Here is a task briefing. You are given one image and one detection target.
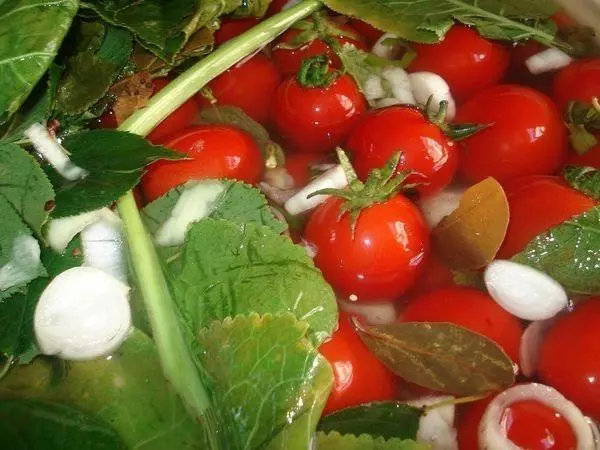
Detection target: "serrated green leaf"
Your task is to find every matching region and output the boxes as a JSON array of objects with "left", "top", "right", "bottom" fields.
[
  {"left": 564, "top": 165, "right": 600, "bottom": 201},
  {"left": 316, "top": 431, "right": 429, "bottom": 450},
  {"left": 513, "top": 205, "right": 600, "bottom": 295},
  {"left": 174, "top": 218, "right": 337, "bottom": 346},
  {"left": 196, "top": 313, "right": 333, "bottom": 450}
]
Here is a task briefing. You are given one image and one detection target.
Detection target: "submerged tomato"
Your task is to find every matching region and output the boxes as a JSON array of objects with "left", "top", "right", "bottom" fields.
[
  {"left": 347, "top": 18, "right": 383, "bottom": 46},
  {"left": 409, "top": 25, "right": 509, "bottom": 102},
  {"left": 456, "top": 85, "right": 566, "bottom": 184},
  {"left": 538, "top": 298, "right": 600, "bottom": 420},
  {"left": 140, "top": 125, "right": 263, "bottom": 202},
  {"left": 400, "top": 287, "right": 523, "bottom": 362},
  {"left": 303, "top": 195, "right": 429, "bottom": 302},
  {"left": 552, "top": 58, "right": 600, "bottom": 112},
  {"left": 319, "top": 311, "right": 398, "bottom": 414},
  {"left": 214, "top": 18, "right": 259, "bottom": 45},
  {"left": 284, "top": 152, "right": 330, "bottom": 187},
  {"left": 347, "top": 106, "right": 458, "bottom": 197},
  {"left": 567, "top": 140, "right": 600, "bottom": 168}
]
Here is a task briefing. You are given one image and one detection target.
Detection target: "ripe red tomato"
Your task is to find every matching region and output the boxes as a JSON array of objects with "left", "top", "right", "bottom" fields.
[
  {"left": 147, "top": 78, "right": 198, "bottom": 144},
  {"left": 497, "top": 176, "right": 596, "bottom": 258},
  {"left": 409, "top": 25, "right": 509, "bottom": 103},
  {"left": 567, "top": 140, "right": 600, "bottom": 168},
  {"left": 197, "top": 53, "right": 281, "bottom": 125},
  {"left": 140, "top": 124, "right": 264, "bottom": 202},
  {"left": 506, "top": 40, "right": 554, "bottom": 94},
  {"left": 346, "top": 19, "right": 383, "bottom": 46},
  {"left": 319, "top": 311, "right": 398, "bottom": 414},
  {"left": 400, "top": 287, "right": 523, "bottom": 362},
  {"left": 538, "top": 298, "right": 600, "bottom": 420},
  {"left": 552, "top": 58, "right": 600, "bottom": 112},
  {"left": 303, "top": 194, "right": 429, "bottom": 302},
  {"left": 271, "top": 72, "right": 366, "bottom": 154},
  {"left": 271, "top": 25, "right": 367, "bottom": 77},
  {"left": 284, "top": 152, "right": 330, "bottom": 187},
  {"left": 266, "top": 0, "right": 289, "bottom": 16},
  {"left": 456, "top": 85, "right": 567, "bottom": 185},
  {"left": 346, "top": 106, "right": 458, "bottom": 197},
  {"left": 214, "top": 18, "right": 259, "bottom": 45},
  {"left": 402, "top": 255, "right": 455, "bottom": 301}
]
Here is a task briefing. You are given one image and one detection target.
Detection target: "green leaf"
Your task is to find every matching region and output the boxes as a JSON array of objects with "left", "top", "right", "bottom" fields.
[
  {"left": 318, "top": 402, "right": 422, "bottom": 441},
  {"left": 0, "top": 329, "right": 207, "bottom": 449},
  {"left": 0, "top": 143, "right": 54, "bottom": 233},
  {"left": 0, "top": 0, "right": 79, "bottom": 121},
  {"left": 0, "top": 399, "right": 127, "bottom": 449},
  {"left": 174, "top": 218, "right": 337, "bottom": 346},
  {"left": 564, "top": 165, "right": 600, "bottom": 201},
  {"left": 196, "top": 313, "right": 333, "bottom": 450},
  {"left": 322, "top": 0, "right": 559, "bottom": 46},
  {"left": 316, "top": 431, "right": 429, "bottom": 450},
  {"left": 513, "top": 205, "right": 600, "bottom": 295}
]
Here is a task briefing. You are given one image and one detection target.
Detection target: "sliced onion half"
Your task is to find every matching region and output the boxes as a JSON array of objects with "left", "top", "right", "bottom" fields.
[
  {"left": 479, "top": 383, "right": 595, "bottom": 450},
  {"left": 519, "top": 319, "right": 557, "bottom": 378}
]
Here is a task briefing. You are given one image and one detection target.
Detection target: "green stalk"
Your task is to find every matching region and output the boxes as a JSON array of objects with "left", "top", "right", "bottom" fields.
[{"left": 116, "top": 1, "right": 322, "bottom": 448}]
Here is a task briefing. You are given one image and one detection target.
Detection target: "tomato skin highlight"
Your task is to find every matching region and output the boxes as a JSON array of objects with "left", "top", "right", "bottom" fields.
[
  {"left": 319, "top": 311, "right": 399, "bottom": 414},
  {"left": 456, "top": 85, "right": 567, "bottom": 185},
  {"left": 409, "top": 25, "right": 510, "bottom": 103},
  {"left": 140, "top": 124, "right": 264, "bottom": 202},
  {"left": 303, "top": 195, "right": 430, "bottom": 303},
  {"left": 271, "top": 73, "right": 367, "bottom": 154},
  {"left": 538, "top": 298, "right": 600, "bottom": 421},
  {"left": 347, "top": 106, "right": 458, "bottom": 197},
  {"left": 552, "top": 58, "right": 600, "bottom": 112},
  {"left": 497, "top": 176, "right": 596, "bottom": 258},
  {"left": 214, "top": 18, "right": 260, "bottom": 45},
  {"left": 400, "top": 287, "right": 523, "bottom": 363}
]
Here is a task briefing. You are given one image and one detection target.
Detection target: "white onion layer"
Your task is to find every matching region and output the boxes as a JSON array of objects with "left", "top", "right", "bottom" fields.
[
  {"left": 408, "top": 72, "right": 456, "bottom": 120},
  {"left": 284, "top": 165, "right": 347, "bottom": 215},
  {"left": 519, "top": 319, "right": 556, "bottom": 378},
  {"left": 381, "top": 67, "right": 416, "bottom": 105},
  {"left": 371, "top": 33, "right": 401, "bottom": 59},
  {"left": 46, "top": 208, "right": 113, "bottom": 253},
  {"left": 525, "top": 48, "right": 573, "bottom": 74},
  {"left": 0, "top": 235, "right": 43, "bottom": 291},
  {"left": 81, "top": 211, "right": 126, "bottom": 282},
  {"left": 407, "top": 396, "right": 458, "bottom": 450},
  {"left": 337, "top": 299, "right": 397, "bottom": 325},
  {"left": 418, "top": 186, "right": 466, "bottom": 229}
]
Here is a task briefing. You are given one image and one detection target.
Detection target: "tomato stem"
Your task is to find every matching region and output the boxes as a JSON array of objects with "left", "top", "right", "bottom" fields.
[{"left": 297, "top": 54, "right": 337, "bottom": 87}]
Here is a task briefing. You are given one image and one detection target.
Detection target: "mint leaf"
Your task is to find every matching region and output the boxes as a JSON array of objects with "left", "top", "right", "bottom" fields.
[
  {"left": 318, "top": 402, "right": 422, "bottom": 441},
  {"left": 196, "top": 313, "right": 333, "bottom": 450},
  {"left": 175, "top": 219, "right": 337, "bottom": 346},
  {"left": 0, "top": 399, "right": 127, "bottom": 449},
  {"left": 323, "top": 0, "right": 559, "bottom": 45},
  {"left": 316, "top": 431, "right": 428, "bottom": 450},
  {"left": 564, "top": 165, "right": 600, "bottom": 201},
  {"left": 513, "top": 205, "right": 600, "bottom": 295},
  {"left": 0, "top": 143, "right": 54, "bottom": 234}
]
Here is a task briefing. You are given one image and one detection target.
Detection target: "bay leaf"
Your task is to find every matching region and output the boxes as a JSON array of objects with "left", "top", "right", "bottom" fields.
[
  {"left": 356, "top": 321, "right": 515, "bottom": 396},
  {"left": 109, "top": 71, "right": 154, "bottom": 124},
  {"left": 433, "top": 177, "right": 509, "bottom": 270}
]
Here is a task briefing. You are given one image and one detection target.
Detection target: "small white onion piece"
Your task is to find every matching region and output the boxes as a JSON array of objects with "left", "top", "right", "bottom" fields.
[
  {"left": 34, "top": 266, "right": 132, "bottom": 360},
  {"left": 0, "top": 235, "right": 43, "bottom": 291},
  {"left": 364, "top": 74, "right": 387, "bottom": 102},
  {"left": 479, "top": 383, "right": 595, "bottom": 450},
  {"left": 372, "top": 33, "right": 401, "bottom": 59},
  {"left": 81, "top": 211, "right": 126, "bottom": 281},
  {"left": 407, "top": 396, "right": 458, "bottom": 450},
  {"left": 284, "top": 165, "right": 347, "bottom": 215},
  {"left": 485, "top": 260, "right": 568, "bottom": 321},
  {"left": 525, "top": 48, "right": 573, "bottom": 74},
  {"left": 46, "top": 208, "right": 113, "bottom": 253},
  {"left": 338, "top": 299, "right": 397, "bottom": 325},
  {"left": 25, "top": 123, "right": 87, "bottom": 181},
  {"left": 408, "top": 72, "right": 456, "bottom": 120},
  {"left": 418, "top": 186, "right": 466, "bottom": 229},
  {"left": 519, "top": 319, "right": 556, "bottom": 378},
  {"left": 381, "top": 67, "right": 416, "bottom": 105}
]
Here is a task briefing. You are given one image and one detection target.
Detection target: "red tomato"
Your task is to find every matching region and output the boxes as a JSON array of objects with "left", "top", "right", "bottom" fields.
[
  {"left": 272, "top": 25, "right": 368, "bottom": 77},
  {"left": 538, "top": 298, "right": 600, "bottom": 420},
  {"left": 506, "top": 40, "right": 554, "bottom": 94},
  {"left": 497, "top": 176, "right": 596, "bottom": 258},
  {"left": 266, "top": 0, "right": 289, "bottom": 16},
  {"left": 271, "top": 73, "right": 366, "bottom": 154},
  {"left": 197, "top": 53, "right": 281, "bottom": 125},
  {"left": 409, "top": 25, "right": 509, "bottom": 102},
  {"left": 456, "top": 85, "right": 567, "bottom": 185},
  {"left": 140, "top": 125, "right": 263, "bottom": 202},
  {"left": 214, "top": 18, "right": 259, "bottom": 45},
  {"left": 567, "top": 140, "right": 600, "bottom": 168},
  {"left": 457, "top": 396, "right": 577, "bottom": 450},
  {"left": 284, "top": 152, "right": 329, "bottom": 187},
  {"left": 303, "top": 195, "right": 429, "bottom": 302},
  {"left": 147, "top": 78, "right": 198, "bottom": 144},
  {"left": 346, "top": 106, "right": 458, "bottom": 197},
  {"left": 400, "top": 287, "right": 523, "bottom": 362},
  {"left": 403, "top": 255, "right": 455, "bottom": 301},
  {"left": 346, "top": 19, "right": 383, "bottom": 46},
  {"left": 552, "top": 58, "right": 600, "bottom": 112},
  {"left": 319, "top": 311, "right": 398, "bottom": 414}
]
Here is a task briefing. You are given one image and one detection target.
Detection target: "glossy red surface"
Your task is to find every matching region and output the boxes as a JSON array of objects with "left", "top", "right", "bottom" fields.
[
  {"left": 214, "top": 18, "right": 260, "bottom": 45},
  {"left": 552, "top": 58, "right": 600, "bottom": 112}
]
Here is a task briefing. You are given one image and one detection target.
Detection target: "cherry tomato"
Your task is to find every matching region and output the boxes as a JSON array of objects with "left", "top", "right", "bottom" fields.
[
  {"left": 319, "top": 311, "right": 398, "bottom": 414},
  {"left": 497, "top": 176, "right": 596, "bottom": 258},
  {"left": 456, "top": 85, "right": 567, "bottom": 185},
  {"left": 409, "top": 25, "right": 509, "bottom": 103},
  {"left": 402, "top": 255, "right": 455, "bottom": 301},
  {"left": 266, "top": 0, "right": 289, "bottom": 16},
  {"left": 197, "top": 53, "right": 281, "bottom": 125},
  {"left": 538, "top": 298, "right": 600, "bottom": 420},
  {"left": 140, "top": 124, "right": 263, "bottom": 202},
  {"left": 271, "top": 72, "right": 366, "bottom": 154},
  {"left": 506, "top": 40, "right": 554, "bottom": 94},
  {"left": 346, "top": 19, "right": 383, "bottom": 46},
  {"left": 303, "top": 194, "right": 429, "bottom": 302},
  {"left": 92, "top": 108, "right": 118, "bottom": 129},
  {"left": 147, "top": 78, "right": 198, "bottom": 144},
  {"left": 400, "top": 287, "right": 523, "bottom": 362},
  {"left": 346, "top": 106, "right": 458, "bottom": 197},
  {"left": 272, "top": 25, "right": 368, "bottom": 78},
  {"left": 214, "top": 18, "right": 259, "bottom": 45},
  {"left": 284, "top": 152, "right": 330, "bottom": 187},
  {"left": 552, "top": 58, "right": 600, "bottom": 112},
  {"left": 567, "top": 139, "right": 600, "bottom": 168}
]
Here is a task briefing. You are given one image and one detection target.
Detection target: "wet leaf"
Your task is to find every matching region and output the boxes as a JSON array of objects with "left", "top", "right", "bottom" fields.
[
  {"left": 109, "top": 71, "right": 154, "bottom": 124},
  {"left": 316, "top": 431, "right": 427, "bottom": 450},
  {"left": 433, "top": 177, "right": 509, "bottom": 270},
  {"left": 356, "top": 321, "right": 515, "bottom": 396},
  {"left": 564, "top": 165, "right": 600, "bottom": 201}
]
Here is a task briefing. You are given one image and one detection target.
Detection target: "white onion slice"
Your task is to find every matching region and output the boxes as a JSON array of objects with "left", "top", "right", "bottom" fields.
[
  {"left": 46, "top": 208, "right": 113, "bottom": 253},
  {"left": 337, "top": 299, "right": 397, "bottom": 325},
  {"left": 0, "top": 235, "right": 43, "bottom": 291},
  {"left": 519, "top": 319, "right": 556, "bottom": 378},
  {"left": 407, "top": 396, "right": 458, "bottom": 450},
  {"left": 81, "top": 211, "right": 126, "bottom": 281},
  {"left": 418, "top": 186, "right": 466, "bottom": 229},
  {"left": 364, "top": 74, "right": 387, "bottom": 101},
  {"left": 381, "top": 67, "right": 416, "bottom": 105},
  {"left": 284, "top": 165, "right": 347, "bottom": 215},
  {"left": 372, "top": 33, "right": 402, "bottom": 59},
  {"left": 408, "top": 72, "right": 456, "bottom": 120},
  {"left": 479, "top": 383, "right": 595, "bottom": 450},
  {"left": 525, "top": 48, "right": 573, "bottom": 74}
]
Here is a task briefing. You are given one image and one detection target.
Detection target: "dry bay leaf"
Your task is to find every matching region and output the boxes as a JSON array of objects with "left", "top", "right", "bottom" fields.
[
  {"left": 433, "top": 177, "right": 509, "bottom": 270},
  {"left": 109, "top": 71, "right": 154, "bottom": 124},
  {"left": 356, "top": 321, "right": 515, "bottom": 396}
]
